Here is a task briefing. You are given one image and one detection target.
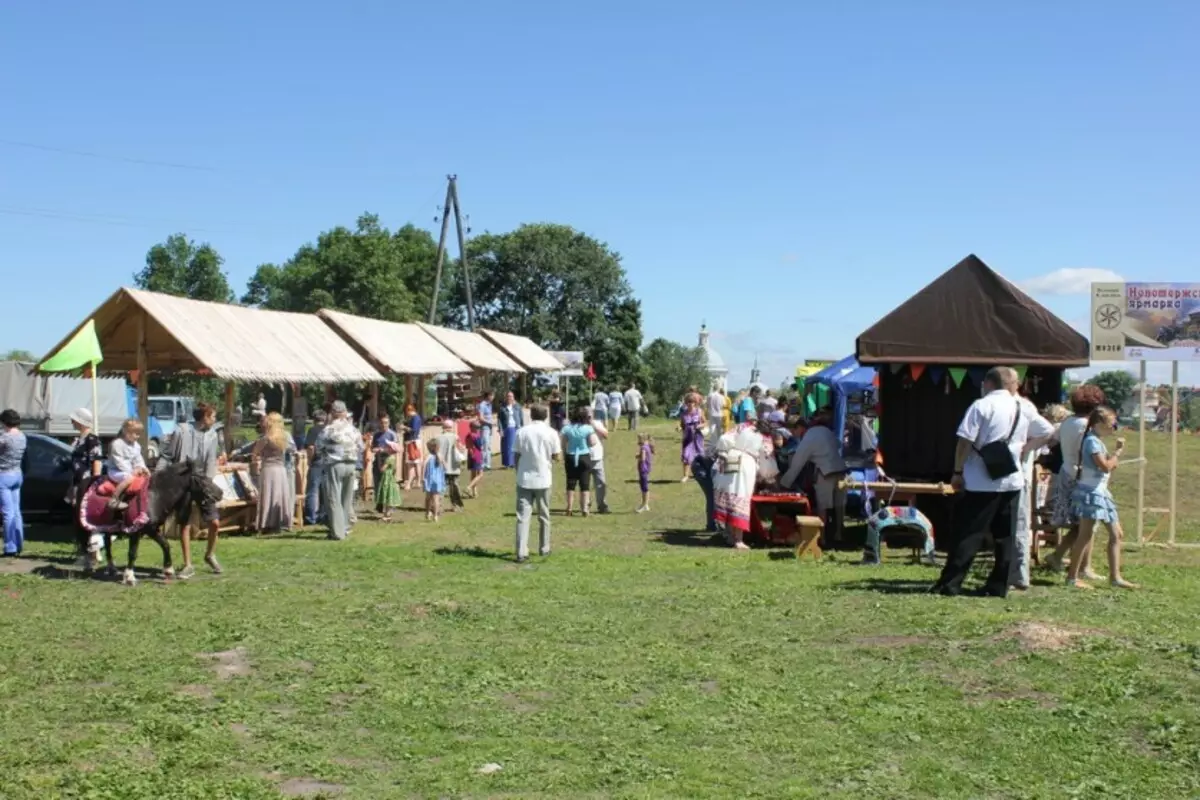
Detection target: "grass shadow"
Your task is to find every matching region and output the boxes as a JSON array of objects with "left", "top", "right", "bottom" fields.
[
  {"left": 433, "top": 545, "right": 509, "bottom": 560},
  {"left": 655, "top": 529, "right": 728, "bottom": 548},
  {"left": 834, "top": 578, "right": 938, "bottom": 595},
  {"left": 625, "top": 479, "right": 682, "bottom": 486}
]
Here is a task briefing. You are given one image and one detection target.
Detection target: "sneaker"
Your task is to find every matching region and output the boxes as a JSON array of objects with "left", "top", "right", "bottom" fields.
[
  {"left": 205, "top": 555, "right": 223, "bottom": 575},
  {"left": 178, "top": 565, "right": 196, "bottom": 580},
  {"left": 636, "top": 505, "right": 648, "bottom": 514}
]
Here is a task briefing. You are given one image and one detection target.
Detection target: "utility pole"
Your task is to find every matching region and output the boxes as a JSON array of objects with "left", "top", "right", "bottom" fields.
[{"left": 428, "top": 174, "right": 475, "bottom": 329}]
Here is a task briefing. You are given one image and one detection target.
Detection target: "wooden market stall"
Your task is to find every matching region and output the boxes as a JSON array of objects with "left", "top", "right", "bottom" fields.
[
  {"left": 37, "top": 288, "right": 385, "bottom": 530},
  {"left": 850, "top": 254, "right": 1090, "bottom": 544}
]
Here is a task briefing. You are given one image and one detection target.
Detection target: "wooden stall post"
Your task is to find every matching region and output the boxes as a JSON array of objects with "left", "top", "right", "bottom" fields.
[
  {"left": 224, "top": 381, "right": 235, "bottom": 454},
  {"left": 1137, "top": 361, "right": 1147, "bottom": 544},
  {"left": 324, "top": 384, "right": 336, "bottom": 405},
  {"left": 1169, "top": 361, "right": 1179, "bottom": 545},
  {"left": 368, "top": 382, "right": 380, "bottom": 422},
  {"left": 136, "top": 311, "right": 149, "bottom": 460},
  {"left": 417, "top": 376, "right": 427, "bottom": 418}
]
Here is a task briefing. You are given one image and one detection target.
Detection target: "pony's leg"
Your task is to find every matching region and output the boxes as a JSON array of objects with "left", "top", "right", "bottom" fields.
[
  {"left": 122, "top": 532, "right": 140, "bottom": 586},
  {"left": 103, "top": 534, "right": 117, "bottom": 578},
  {"left": 146, "top": 525, "right": 175, "bottom": 579}
]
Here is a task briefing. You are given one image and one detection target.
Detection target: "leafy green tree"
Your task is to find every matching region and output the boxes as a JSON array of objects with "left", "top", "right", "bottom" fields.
[
  {"left": 457, "top": 224, "right": 643, "bottom": 384},
  {"left": 1088, "top": 370, "right": 1137, "bottom": 413},
  {"left": 2, "top": 349, "right": 35, "bottom": 362},
  {"left": 639, "top": 338, "right": 709, "bottom": 415},
  {"left": 240, "top": 215, "right": 440, "bottom": 322},
  {"left": 135, "top": 233, "right": 234, "bottom": 302}
]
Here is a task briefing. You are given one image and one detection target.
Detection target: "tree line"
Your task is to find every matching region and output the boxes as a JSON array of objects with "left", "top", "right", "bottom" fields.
[{"left": 129, "top": 216, "right": 708, "bottom": 415}]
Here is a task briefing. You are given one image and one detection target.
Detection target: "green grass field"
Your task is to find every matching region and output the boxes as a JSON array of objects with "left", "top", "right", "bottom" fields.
[{"left": 2, "top": 421, "right": 1199, "bottom": 799}]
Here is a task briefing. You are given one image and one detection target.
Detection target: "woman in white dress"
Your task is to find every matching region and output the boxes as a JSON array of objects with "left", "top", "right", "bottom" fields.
[{"left": 712, "top": 420, "right": 774, "bottom": 551}]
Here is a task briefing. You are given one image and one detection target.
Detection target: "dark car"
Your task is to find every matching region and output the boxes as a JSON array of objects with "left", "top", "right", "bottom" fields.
[{"left": 20, "top": 432, "right": 75, "bottom": 518}]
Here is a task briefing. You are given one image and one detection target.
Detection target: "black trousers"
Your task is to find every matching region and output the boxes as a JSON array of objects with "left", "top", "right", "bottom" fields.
[
  {"left": 934, "top": 490, "right": 1020, "bottom": 597},
  {"left": 446, "top": 474, "right": 464, "bottom": 509}
]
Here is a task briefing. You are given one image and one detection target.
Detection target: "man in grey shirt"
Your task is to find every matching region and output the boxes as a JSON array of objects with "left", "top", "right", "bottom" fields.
[
  {"left": 156, "top": 403, "right": 223, "bottom": 579},
  {"left": 434, "top": 419, "right": 465, "bottom": 512}
]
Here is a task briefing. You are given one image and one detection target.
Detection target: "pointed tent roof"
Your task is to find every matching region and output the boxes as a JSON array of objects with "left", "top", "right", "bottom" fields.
[{"left": 856, "top": 254, "right": 1089, "bottom": 367}]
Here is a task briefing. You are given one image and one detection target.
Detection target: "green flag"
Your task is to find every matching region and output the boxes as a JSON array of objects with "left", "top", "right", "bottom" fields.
[
  {"left": 1014, "top": 365, "right": 1028, "bottom": 381},
  {"left": 39, "top": 319, "right": 103, "bottom": 372},
  {"left": 948, "top": 367, "right": 967, "bottom": 388}
]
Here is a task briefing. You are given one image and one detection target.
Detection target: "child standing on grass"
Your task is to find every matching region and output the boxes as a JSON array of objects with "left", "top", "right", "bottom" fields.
[
  {"left": 466, "top": 421, "right": 485, "bottom": 499},
  {"left": 1065, "top": 406, "right": 1137, "bottom": 590},
  {"left": 423, "top": 438, "right": 446, "bottom": 522},
  {"left": 375, "top": 442, "right": 402, "bottom": 522},
  {"left": 636, "top": 433, "right": 655, "bottom": 513}
]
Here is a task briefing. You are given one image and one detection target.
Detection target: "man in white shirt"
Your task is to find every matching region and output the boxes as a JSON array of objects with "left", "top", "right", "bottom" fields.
[
  {"left": 513, "top": 404, "right": 562, "bottom": 562},
  {"left": 623, "top": 383, "right": 644, "bottom": 430},
  {"left": 706, "top": 385, "right": 726, "bottom": 435},
  {"left": 586, "top": 410, "right": 611, "bottom": 513},
  {"left": 778, "top": 406, "right": 847, "bottom": 521},
  {"left": 434, "top": 419, "right": 465, "bottom": 512},
  {"left": 933, "top": 367, "right": 1056, "bottom": 598}
]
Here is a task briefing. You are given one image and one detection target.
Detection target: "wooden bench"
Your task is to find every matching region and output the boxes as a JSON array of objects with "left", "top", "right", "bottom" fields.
[{"left": 794, "top": 515, "right": 825, "bottom": 561}]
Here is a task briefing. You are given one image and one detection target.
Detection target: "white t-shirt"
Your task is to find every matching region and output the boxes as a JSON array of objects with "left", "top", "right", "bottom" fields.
[
  {"left": 957, "top": 391, "right": 1055, "bottom": 493},
  {"left": 706, "top": 391, "right": 725, "bottom": 419},
  {"left": 624, "top": 388, "right": 643, "bottom": 413},
  {"left": 515, "top": 421, "right": 562, "bottom": 490},
  {"left": 1057, "top": 416, "right": 1088, "bottom": 477},
  {"left": 590, "top": 420, "right": 608, "bottom": 462}
]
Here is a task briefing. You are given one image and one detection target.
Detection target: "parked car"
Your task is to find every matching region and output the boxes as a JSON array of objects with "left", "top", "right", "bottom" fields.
[{"left": 20, "top": 433, "right": 75, "bottom": 518}]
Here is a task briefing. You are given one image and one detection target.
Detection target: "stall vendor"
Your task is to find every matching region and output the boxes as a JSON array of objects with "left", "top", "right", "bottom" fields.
[{"left": 777, "top": 406, "right": 846, "bottom": 520}]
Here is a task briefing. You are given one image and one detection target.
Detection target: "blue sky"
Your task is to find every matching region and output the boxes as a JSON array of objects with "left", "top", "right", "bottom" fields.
[{"left": 3, "top": 2, "right": 1198, "bottom": 386}]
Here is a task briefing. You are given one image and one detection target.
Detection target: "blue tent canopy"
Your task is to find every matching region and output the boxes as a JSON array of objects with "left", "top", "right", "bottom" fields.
[{"left": 803, "top": 355, "right": 877, "bottom": 454}]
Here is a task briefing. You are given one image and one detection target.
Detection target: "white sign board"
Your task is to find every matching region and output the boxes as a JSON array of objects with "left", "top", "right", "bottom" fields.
[
  {"left": 544, "top": 350, "right": 584, "bottom": 378},
  {"left": 1090, "top": 282, "right": 1200, "bottom": 361}
]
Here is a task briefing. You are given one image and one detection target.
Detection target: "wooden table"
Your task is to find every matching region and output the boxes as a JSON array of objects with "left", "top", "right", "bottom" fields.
[
  {"left": 749, "top": 492, "right": 812, "bottom": 545},
  {"left": 831, "top": 479, "right": 958, "bottom": 540}
]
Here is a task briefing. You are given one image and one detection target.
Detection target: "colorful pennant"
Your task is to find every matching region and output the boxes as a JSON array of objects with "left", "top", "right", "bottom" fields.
[
  {"left": 948, "top": 367, "right": 967, "bottom": 388},
  {"left": 889, "top": 363, "right": 903, "bottom": 374},
  {"left": 909, "top": 364, "right": 926, "bottom": 381},
  {"left": 928, "top": 366, "right": 945, "bottom": 385},
  {"left": 968, "top": 367, "right": 987, "bottom": 386},
  {"left": 1014, "top": 365, "right": 1028, "bottom": 381}
]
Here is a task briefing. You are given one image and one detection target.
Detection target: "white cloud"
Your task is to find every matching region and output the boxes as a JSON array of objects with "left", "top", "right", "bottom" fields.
[{"left": 1020, "top": 267, "right": 1125, "bottom": 296}]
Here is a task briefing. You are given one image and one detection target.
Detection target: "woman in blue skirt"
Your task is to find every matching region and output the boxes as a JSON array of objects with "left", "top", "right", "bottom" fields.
[{"left": 1065, "top": 407, "right": 1137, "bottom": 590}]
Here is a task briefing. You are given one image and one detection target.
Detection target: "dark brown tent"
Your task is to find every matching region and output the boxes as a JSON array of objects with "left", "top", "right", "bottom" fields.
[
  {"left": 856, "top": 254, "right": 1089, "bottom": 367},
  {"left": 853, "top": 256, "right": 1089, "bottom": 544}
]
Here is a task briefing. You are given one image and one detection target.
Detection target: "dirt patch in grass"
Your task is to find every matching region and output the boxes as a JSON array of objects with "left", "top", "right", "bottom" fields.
[
  {"left": 198, "top": 647, "right": 253, "bottom": 680},
  {"left": 698, "top": 680, "right": 721, "bottom": 694},
  {"left": 229, "top": 722, "right": 251, "bottom": 738},
  {"left": 998, "top": 621, "right": 1097, "bottom": 652},
  {"left": 854, "top": 634, "right": 933, "bottom": 648},
  {"left": 620, "top": 690, "right": 656, "bottom": 708},
  {"left": 278, "top": 777, "right": 346, "bottom": 797},
  {"left": 500, "top": 690, "right": 553, "bottom": 713},
  {"left": 177, "top": 684, "right": 215, "bottom": 701}
]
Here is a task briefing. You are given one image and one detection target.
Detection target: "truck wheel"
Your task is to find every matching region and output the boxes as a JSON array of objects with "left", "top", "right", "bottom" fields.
[{"left": 148, "top": 438, "right": 161, "bottom": 464}]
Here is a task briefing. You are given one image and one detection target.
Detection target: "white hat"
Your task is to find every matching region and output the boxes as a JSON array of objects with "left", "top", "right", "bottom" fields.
[{"left": 69, "top": 408, "right": 94, "bottom": 427}]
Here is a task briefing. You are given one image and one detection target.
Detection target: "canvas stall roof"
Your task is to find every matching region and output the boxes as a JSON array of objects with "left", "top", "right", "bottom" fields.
[
  {"left": 856, "top": 254, "right": 1089, "bottom": 367},
  {"left": 479, "top": 329, "right": 563, "bottom": 372},
  {"left": 318, "top": 309, "right": 471, "bottom": 375},
  {"left": 417, "top": 323, "right": 525, "bottom": 372},
  {"left": 804, "top": 355, "right": 876, "bottom": 393},
  {"left": 38, "top": 288, "right": 384, "bottom": 383}
]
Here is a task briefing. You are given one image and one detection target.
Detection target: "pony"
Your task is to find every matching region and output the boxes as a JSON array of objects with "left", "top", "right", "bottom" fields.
[{"left": 77, "top": 461, "right": 222, "bottom": 586}]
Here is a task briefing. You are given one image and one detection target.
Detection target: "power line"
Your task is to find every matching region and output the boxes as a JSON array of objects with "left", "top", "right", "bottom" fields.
[
  {"left": 0, "top": 138, "right": 218, "bottom": 172},
  {"left": 0, "top": 206, "right": 228, "bottom": 232}
]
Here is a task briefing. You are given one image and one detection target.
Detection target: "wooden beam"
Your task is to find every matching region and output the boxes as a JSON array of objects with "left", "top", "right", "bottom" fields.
[
  {"left": 368, "top": 382, "right": 380, "bottom": 421},
  {"left": 416, "top": 376, "right": 427, "bottom": 418},
  {"left": 136, "top": 312, "right": 149, "bottom": 460},
  {"left": 224, "top": 381, "right": 235, "bottom": 454}
]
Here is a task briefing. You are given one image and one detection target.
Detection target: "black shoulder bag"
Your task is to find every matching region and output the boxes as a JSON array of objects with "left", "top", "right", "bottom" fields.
[{"left": 974, "top": 399, "right": 1021, "bottom": 480}]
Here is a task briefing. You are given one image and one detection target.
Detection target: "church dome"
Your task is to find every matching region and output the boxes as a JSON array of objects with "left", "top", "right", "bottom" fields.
[{"left": 698, "top": 324, "right": 728, "bottom": 376}]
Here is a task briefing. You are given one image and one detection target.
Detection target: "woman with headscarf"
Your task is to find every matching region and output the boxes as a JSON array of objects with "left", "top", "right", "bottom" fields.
[
  {"left": 316, "top": 401, "right": 364, "bottom": 541},
  {"left": 712, "top": 419, "right": 774, "bottom": 551},
  {"left": 679, "top": 394, "right": 707, "bottom": 482},
  {"left": 0, "top": 409, "right": 27, "bottom": 557},
  {"left": 67, "top": 408, "right": 104, "bottom": 563},
  {"left": 254, "top": 411, "right": 296, "bottom": 532}
]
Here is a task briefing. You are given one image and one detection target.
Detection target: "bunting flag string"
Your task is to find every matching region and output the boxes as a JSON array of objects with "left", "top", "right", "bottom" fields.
[
  {"left": 948, "top": 367, "right": 967, "bottom": 388},
  {"left": 1014, "top": 365, "right": 1028, "bottom": 381},
  {"left": 909, "top": 364, "right": 926, "bottom": 381},
  {"left": 968, "top": 367, "right": 987, "bottom": 386},
  {"left": 928, "top": 366, "right": 945, "bottom": 386},
  {"left": 889, "top": 363, "right": 903, "bottom": 374}
]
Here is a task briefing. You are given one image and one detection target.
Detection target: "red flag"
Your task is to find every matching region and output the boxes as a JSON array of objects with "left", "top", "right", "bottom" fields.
[{"left": 586, "top": 363, "right": 596, "bottom": 381}]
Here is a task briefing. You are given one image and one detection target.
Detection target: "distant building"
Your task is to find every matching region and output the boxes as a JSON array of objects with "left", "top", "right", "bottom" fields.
[{"left": 698, "top": 323, "right": 728, "bottom": 392}]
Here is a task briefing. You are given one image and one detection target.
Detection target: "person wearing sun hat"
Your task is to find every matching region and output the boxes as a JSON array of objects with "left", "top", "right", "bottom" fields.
[{"left": 67, "top": 408, "right": 105, "bottom": 564}]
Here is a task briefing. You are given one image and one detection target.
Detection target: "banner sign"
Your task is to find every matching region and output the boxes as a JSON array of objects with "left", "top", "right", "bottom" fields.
[
  {"left": 1091, "top": 282, "right": 1200, "bottom": 361},
  {"left": 795, "top": 359, "right": 834, "bottom": 378},
  {"left": 545, "top": 350, "right": 585, "bottom": 377}
]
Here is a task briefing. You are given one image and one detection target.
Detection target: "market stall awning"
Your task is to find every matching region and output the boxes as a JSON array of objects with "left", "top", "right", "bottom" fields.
[
  {"left": 856, "top": 254, "right": 1089, "bottom": 367},
  {"left": 318, "top": 309, "right": 471, "bottom": 375},
  {"left": 37, "top": 288, "right": 384, "bottom": 383},
  {"left": 479, "top": 329, "right": 564, "bottom": 372},
  {"left": 416, "top": 323, "right": 526, "bottom": 372}
]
